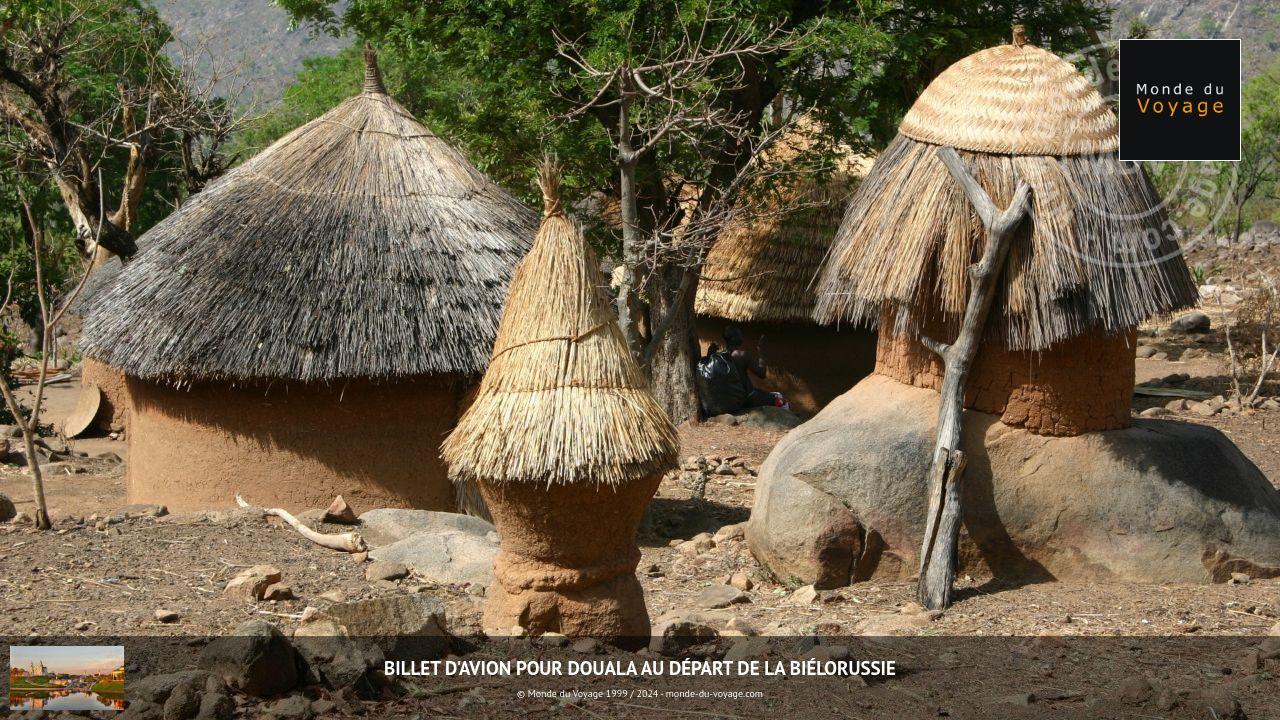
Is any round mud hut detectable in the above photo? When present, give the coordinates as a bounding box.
[443,165,678,645]
[77,48,536,513]
[695,137,876,416]
[747,34,1280,588]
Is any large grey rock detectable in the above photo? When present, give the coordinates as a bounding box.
[121,670,232,720]
[747,375,1280,587]
[323,593,449,660]
[369,530,496,588]
[292,615,386,695]
[357,509,494,547]
[1169,311,1211,334]
[198,620,298,697]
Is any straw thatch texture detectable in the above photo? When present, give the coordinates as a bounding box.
[78,62,536,382]
[813,41,1197,351]
[813,135,1197,350]
[695,152,872,324]
[442,167,679,486]
[899,43,1117,156]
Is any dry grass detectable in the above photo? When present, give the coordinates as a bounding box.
[80,50,537,382]
[442,164,679,486]
[814,137,1198,351]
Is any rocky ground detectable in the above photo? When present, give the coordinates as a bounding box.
[3,292,1280,717]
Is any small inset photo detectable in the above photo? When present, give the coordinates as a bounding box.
[8,646,125,712]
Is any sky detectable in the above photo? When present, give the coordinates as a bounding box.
[9,646,124,675]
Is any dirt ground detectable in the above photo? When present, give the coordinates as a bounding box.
[2,335,1279,717]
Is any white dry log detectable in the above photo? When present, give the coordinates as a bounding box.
[235,493,368,553]
[916,146,1031,610]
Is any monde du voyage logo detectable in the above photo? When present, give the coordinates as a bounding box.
[1119,38,1241,162]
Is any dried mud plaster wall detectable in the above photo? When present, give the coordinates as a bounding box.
[875,326,1137,436]
[126,376,468,512]
[81,357,131,432]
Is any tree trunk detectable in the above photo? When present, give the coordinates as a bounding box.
[646,266,700,423]
[917,147,1031,610]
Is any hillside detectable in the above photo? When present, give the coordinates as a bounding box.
[1112,0,1279,76]
[153,0,349,104]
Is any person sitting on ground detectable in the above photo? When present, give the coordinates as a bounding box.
[721,325,787,410]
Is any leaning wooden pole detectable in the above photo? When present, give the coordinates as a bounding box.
[917,146,1031,610]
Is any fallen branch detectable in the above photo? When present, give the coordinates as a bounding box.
[235,493,367,553]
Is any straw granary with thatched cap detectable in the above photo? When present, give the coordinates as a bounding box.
[747,36,1280,592]
[443,164,677,644]
[695,133,876,415]
[78,47,536,512]
[813,37,1197,435]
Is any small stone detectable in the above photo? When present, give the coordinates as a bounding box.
[708,413,738,426]
[697,584,750,609]
[729,572,753,591]
[1269,620,1280,636]
[351,551,368,563]
[723,637,772,662]
[1262,398,1280,411]
[1113,676,1153,705]
[365,560,410,583]
[644,563,664,577]
[1152,352,1169,360]
[323,495,359,525]
[649,615,718,656]
[1139,407,1171,417]
[723,617,756,636]
[155,608,181,623]
[1165,399,1188,412]
[1229,572,1251,584]
[12,511,32,525]
[535,632,570,648]
[715,462,736,476]
[713,523,745,543]
[570,638,603,654]
[264,694,315,719]
[788,585,818,605]
[677,534,716,556]
[1191,401,1218,417]
[263,583,295,601]
[0,493,14,522]
[317,590,346,604]
[223,565,282,601]
[73,621,92,631]
[1135,345,1158,359]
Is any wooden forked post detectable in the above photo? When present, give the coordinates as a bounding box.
[917,146,1031,610]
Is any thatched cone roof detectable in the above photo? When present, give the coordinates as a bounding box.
[696,128,872,324]
[79,46,536,383]
[442,165,679,486]
[813,36,1197,351]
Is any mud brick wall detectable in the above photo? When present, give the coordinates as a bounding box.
[874,321,1136,436]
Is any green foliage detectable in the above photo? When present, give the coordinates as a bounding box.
[268,0,1108,217]
[90,680,125,694]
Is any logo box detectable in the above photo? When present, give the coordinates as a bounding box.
[1118,38,1241,162]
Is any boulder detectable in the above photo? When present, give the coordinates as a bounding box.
[369,530,496,588]
[292,614,386,695]
[121,670,232,720]
[1169,311,1211,334]
[198,620,298,697]
[747,375,1280,587]
[357,508,495,547]
[323,593,449,660]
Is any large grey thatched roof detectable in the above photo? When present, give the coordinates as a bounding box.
[80,50,537,383]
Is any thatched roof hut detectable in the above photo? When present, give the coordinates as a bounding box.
[812,36,1198,436]
[443,165,678,486]
[443,165,676,642]
[77,47,537,512]
[814,40,1197,351]
[693,132,876,415]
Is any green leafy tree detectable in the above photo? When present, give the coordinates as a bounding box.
[273,0,1110,419]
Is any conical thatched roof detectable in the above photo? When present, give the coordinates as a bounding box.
[814,38,1197,351]
[695,129,872,324]
[79,47,536,382]
[442,165,679,486]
